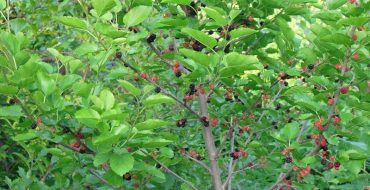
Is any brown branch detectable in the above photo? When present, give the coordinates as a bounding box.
[233,163,259,174]
[296,121,309,144]
[223,160,237,189]
[183,153,211,173]
[224,127,236,190]
[147,42,191,74]
[140,150,198,190]
[245,33,267,54]
[199,93,223,190]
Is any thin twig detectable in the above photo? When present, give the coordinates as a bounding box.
[296,121,309,144]
[222,160,237,189]
[183,153,211,173]
[40,162,54,182]
[140,150,198,190]
[233,163,259,174]
[89,169,119,190]
[257,86,283,123]
[224,128,235,190]
[147,42,191,74]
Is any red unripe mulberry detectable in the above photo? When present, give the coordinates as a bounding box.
[340,86,349,94]
[352,53,360,60]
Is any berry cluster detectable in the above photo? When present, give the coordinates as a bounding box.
[230,147,248,160]
[200,116,209,127]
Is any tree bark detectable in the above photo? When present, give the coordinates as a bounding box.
[199,93,223,190]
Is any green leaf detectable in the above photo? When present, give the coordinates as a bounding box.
[123,6,152,27]
[59,74,81,90]
[54,16,87,29]
[179,48,211,67]
[0,105,23,118]
[37,71,56,96]
[301,156,316,165]
[91,0,116,16]
[93,132,120,145]
[328,0,347,10]
[204,7,228,26]
[135,119,171,131]
[344,160,364,174]
[155,18,187,28]
[113,124,129,136]
[118,80,141,96]
[100,89,115,110]
[93,153,110,167]
[290,0,317,3]
[229,28,257,39]
[337,17,369,27]
[313,11,341,21]
[161,0,192,5]
[296,100,320,113]
[229,9,242,21]
[143,94,175,106]
[297,48,316,65]
[0,0,6,10]
[75,108,101,128]
[95,22,126,38]
[224,52,259,67]
[142,138,173,148]
[283,86,312,96]
[181,28,217,49]
[0,84,18,95]
[219,65,259,77]
[104,169,123,187]
[321,33,352,46]
[276,17,294,41]
[282,122,300,140]
[13,132,37,142]
[110,153,134,176]
[220,53,261,77]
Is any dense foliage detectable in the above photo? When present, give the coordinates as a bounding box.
[0,0,369,189]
